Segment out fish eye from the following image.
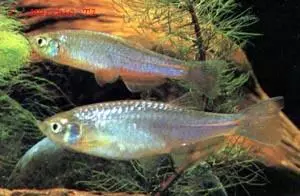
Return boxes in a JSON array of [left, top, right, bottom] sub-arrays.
[[50, 122, 62, 133], [37, 37, 47, 47]]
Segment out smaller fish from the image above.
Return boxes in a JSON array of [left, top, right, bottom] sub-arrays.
[[28, 30, 226, 97], [37, 97, 284, 161]]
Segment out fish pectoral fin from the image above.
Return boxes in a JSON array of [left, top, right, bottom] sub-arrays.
[[82, 136, 112, 150], [94, 70, 119, 87], [122, 77, 166, 92]]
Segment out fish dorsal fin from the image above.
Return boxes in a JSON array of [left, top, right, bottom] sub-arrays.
[[168, 91, 205, 111], [122, 77, 166, 92], [94, 69, 120, 87]]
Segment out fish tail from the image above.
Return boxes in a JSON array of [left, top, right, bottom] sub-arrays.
[[237, 96, 284, 146], [184, 60, 226, 98]]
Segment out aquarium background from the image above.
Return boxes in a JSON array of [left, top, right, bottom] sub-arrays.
[[0, 0, 300, 195], [240, 0, 300, 195], [242, 0, 300, 127]]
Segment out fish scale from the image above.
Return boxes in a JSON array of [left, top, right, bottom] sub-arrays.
[[38, 97, 284, 160], [61, 31, 182, 72], [28, 30, 223, 96], [39, 100, 241, 159]]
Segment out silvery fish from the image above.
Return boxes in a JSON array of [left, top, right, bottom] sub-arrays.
[[37, 97, 284, 160], [28, 30, 225, 97]]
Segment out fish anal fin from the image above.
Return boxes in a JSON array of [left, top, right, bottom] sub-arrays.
[[122, 77, 166, 92], [170, 142, 197, 168], [170, 152, 190, 168], [94, 70, 119, 87], [171, 136, 225, 168]]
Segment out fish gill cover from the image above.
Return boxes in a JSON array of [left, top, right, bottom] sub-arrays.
[[0, 0, 292, 196]]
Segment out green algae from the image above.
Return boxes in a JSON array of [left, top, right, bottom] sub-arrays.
[[0, 6, 30, 76], [0, 9, 22, 32], [0, 31, 31, 76]]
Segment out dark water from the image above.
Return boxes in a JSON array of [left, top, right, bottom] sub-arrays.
[[239, 0, 300, 195], [242, 0, 300, 127]]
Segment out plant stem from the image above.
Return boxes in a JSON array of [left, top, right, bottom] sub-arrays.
[[187, 0, 206, 61]]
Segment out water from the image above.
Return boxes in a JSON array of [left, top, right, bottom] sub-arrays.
[[1, 0, 299, 195]]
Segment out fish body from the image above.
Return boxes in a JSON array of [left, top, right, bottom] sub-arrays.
[[28, 30, 223, 97], [38, 97, 284, 160]]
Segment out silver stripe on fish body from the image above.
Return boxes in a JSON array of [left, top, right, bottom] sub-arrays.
[[49, 30, 186, 77], [38, 100, 240, 160]]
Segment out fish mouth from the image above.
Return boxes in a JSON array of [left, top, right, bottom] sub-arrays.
[[26, 36, 38, 53], [36, 120, 48, 136], [26, 35, 35, 45]]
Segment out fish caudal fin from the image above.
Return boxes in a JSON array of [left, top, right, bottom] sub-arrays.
[[185, 60, 226, 98], [238, 96, 284, 146]]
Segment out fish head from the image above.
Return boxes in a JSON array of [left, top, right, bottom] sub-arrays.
[[37, 115, 84, 147], [38, 113, 113, 157], [28, 32, 62, 61]]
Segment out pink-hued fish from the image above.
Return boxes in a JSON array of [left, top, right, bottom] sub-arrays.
[[37, 97, 284, 160], [28, 30, 225, 97]]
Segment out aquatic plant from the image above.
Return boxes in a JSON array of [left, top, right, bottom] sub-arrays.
[[0, 7, 70, 186], [114, 0, 253, 111], [0, 31, 30, 76], [4, 0, 300, 196], [70, 0, 263, 194], [114, 0, 258, 59], [0, 4, 28, 71]]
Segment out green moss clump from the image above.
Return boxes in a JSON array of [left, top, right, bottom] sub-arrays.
[[0, 31, 31, 76], [0, 8, 31, 76], [0, 10, 23, 31]]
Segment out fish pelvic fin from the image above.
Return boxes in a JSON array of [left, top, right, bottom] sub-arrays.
[[184, 60, 227, 98], [122, 76, 166, 92], [237, 96, 284, 146]]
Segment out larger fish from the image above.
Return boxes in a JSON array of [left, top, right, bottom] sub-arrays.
[[28, 30, 225, 97], [37, 97, 284, 160]]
